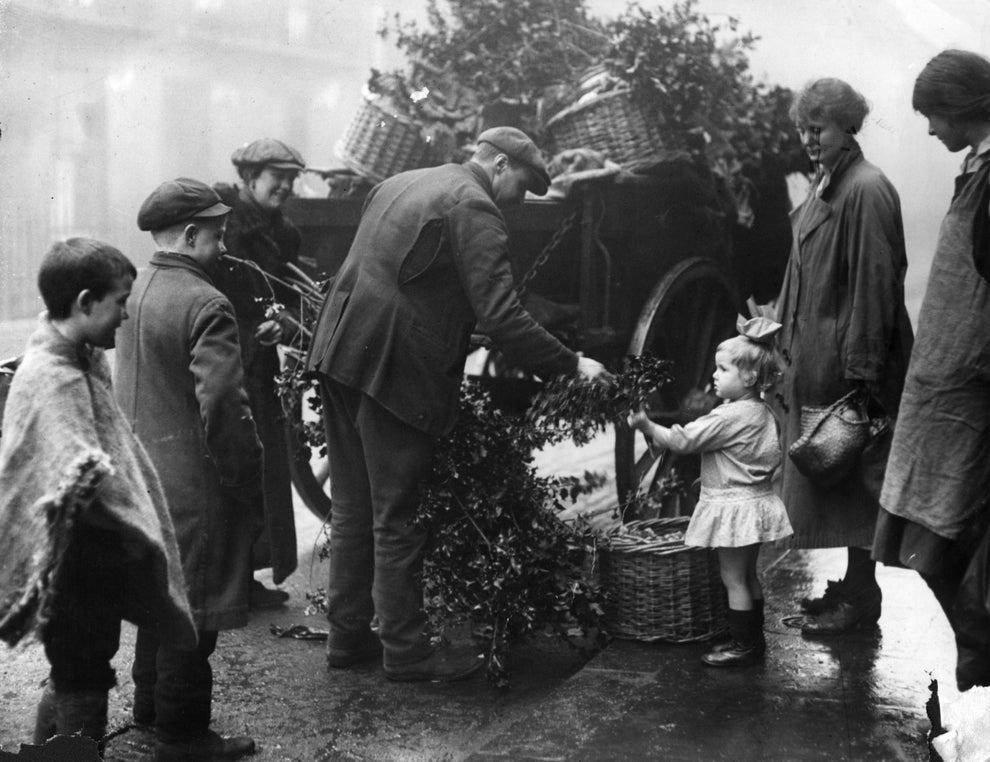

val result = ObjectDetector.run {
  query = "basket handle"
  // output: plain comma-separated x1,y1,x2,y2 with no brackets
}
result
804,388,867,440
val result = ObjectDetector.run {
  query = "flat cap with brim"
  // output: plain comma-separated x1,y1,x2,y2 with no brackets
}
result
231,138,306,170
137,178,231,232
477,126,551,196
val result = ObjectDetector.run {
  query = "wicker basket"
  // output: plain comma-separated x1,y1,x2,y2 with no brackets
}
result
335,97,434,184
599,517,728,642
545,89,664,166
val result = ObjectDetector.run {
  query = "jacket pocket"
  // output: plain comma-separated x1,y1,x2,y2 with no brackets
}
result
399,219,445,285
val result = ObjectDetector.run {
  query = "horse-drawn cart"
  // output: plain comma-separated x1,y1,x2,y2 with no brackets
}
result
281,158,750,520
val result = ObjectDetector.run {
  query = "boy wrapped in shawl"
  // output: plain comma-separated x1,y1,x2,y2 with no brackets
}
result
0,314,195,745
0,318,194,645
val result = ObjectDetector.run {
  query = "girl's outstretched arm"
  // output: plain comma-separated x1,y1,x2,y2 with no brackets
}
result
627,407,733,455
627,411,675,449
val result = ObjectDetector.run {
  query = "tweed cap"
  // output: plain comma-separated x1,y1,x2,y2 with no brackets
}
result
477,126,551,196
137,178,230,232
230,138,306,170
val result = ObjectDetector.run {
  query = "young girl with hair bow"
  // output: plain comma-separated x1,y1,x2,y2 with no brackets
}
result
628,316,792,667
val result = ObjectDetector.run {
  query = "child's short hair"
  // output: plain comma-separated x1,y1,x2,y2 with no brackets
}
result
716,334,780,392
38,238,137,320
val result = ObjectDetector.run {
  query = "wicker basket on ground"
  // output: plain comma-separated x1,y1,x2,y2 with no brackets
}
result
598,517,727,642
335,97,435,184
544,88,664,166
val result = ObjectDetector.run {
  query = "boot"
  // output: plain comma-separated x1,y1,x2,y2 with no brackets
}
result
712,598,766,655
702,609,762,667
326,628,383,669
32,681,57,744
384,643,484,683
802,582,881,636
799,578,847,615
54,689,109,748
248,580,289,610
154,729,256,761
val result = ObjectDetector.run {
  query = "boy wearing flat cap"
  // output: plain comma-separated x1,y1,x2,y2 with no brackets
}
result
306,126,608,682
114,177,263,760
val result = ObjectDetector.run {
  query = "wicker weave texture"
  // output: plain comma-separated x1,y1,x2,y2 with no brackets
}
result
600,518,728,642
788,391,871,486
545,89,664,166
335,99,432,184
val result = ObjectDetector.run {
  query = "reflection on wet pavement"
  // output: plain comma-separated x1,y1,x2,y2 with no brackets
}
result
471,546,957,761
0,502,958,760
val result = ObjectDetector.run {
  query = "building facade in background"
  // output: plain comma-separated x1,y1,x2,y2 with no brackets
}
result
0,0,397,321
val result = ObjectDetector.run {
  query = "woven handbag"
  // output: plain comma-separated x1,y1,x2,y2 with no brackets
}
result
787,389,872,486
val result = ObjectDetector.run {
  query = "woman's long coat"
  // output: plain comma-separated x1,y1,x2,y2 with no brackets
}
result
775,142,914,548
115,252,264,630
212,184,298,583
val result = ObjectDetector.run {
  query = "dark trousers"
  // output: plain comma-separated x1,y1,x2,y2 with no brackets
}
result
319,378,436,666
132,626,219,740
43,523,124,692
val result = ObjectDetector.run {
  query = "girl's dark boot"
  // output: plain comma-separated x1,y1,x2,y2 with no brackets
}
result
712,598,766,655
702,609,761,667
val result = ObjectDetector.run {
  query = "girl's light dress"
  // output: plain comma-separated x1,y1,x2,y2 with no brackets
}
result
662,398,792,548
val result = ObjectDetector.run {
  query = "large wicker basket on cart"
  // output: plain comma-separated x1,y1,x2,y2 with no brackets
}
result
545,88,665,166
335,96,437,184
598,517,728,642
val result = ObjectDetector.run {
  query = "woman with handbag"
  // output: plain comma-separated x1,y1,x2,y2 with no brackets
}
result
775,78,914,636
874,50,990,691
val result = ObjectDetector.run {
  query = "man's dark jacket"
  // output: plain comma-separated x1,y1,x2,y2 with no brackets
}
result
307,161,577,436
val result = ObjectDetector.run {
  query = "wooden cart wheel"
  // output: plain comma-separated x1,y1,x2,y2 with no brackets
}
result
280,348,332,522
614,257,739,513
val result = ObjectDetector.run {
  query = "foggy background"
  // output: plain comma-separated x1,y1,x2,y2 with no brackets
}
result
1,0,986,326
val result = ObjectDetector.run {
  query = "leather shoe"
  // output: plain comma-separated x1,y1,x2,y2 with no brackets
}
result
702,641,760,667
249,580,289,610
326,631,383,669
711,632,765,656
155,729,256,761
801,587,881,636
798,579,847,615
384,644,484,683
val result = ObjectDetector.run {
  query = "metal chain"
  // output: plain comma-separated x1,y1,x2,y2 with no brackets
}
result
515,208,580,300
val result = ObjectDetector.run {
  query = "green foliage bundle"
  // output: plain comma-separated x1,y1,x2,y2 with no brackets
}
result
415,355,672,686
366,0,800,179
415,381,604,687
374,0,609,140
525,355,674,445
602,0,801,167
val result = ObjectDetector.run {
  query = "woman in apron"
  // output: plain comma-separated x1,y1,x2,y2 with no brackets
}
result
875,49,990,690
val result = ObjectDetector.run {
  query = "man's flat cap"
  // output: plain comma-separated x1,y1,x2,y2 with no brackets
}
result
231,138,306,170
137,178,230,232
477,126,551,196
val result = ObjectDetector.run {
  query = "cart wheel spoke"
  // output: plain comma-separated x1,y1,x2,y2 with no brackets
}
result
614,257,738,515
632,440,661,488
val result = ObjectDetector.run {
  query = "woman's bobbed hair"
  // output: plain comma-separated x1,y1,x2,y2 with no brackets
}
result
912,49,990,121
789,78,870,134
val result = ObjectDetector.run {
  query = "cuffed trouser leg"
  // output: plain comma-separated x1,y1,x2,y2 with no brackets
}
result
320,378,436,666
